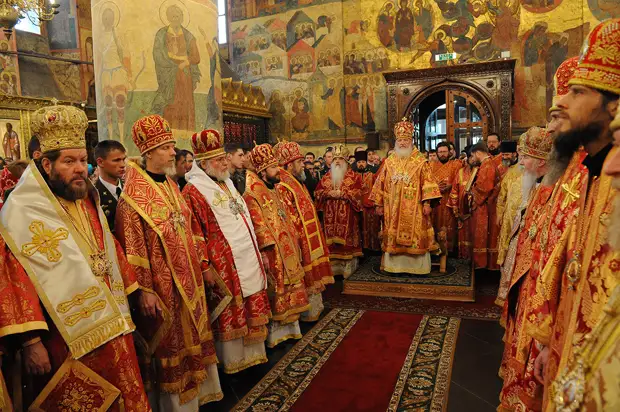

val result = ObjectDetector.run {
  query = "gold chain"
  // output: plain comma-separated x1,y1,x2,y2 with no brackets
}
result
57,199,101,254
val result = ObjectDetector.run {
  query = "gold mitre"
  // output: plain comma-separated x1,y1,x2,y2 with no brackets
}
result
333,144,350,160
31,104,88,153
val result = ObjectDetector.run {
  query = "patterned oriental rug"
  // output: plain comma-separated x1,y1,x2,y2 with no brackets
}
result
343,257,475,302
232,309,460,412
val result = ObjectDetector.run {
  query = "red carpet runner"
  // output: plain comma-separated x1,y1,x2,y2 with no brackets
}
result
291,311,423,412
233,309,459,411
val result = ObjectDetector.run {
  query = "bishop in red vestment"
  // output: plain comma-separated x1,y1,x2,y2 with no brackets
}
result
183,130,272,374
468,142,501,270
0,104,149,411
315,144,363,278
274,141,334,322
116,115,222,410
244,144,310,347
447,153,476,260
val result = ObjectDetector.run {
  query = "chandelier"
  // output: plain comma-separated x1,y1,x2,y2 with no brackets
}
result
0,0,60,39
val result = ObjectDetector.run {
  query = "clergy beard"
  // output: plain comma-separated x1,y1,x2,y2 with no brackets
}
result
331,163,346,187
489,148,500,156
296,169,307,182
502,158,516,168
48,169,89,201
164,164,177,178
609,178,620,251
395,146,413,159
520,170,538,206
204,162,230,182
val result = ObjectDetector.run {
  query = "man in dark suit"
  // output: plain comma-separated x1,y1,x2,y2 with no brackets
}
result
94,140,127,233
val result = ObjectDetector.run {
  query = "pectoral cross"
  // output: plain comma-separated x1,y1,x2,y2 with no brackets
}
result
170,210,186,229
278,208,287,221
560,175,580,210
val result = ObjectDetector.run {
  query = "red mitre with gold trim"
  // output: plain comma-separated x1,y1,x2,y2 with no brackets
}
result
394,117,414,140
274,141,303,166
191,129,224,160
132,115,175,155
518,126,553,160
569,19,620,95
250,144,278,173
549,56,578,113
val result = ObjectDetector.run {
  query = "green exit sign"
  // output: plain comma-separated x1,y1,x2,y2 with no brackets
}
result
435,52,457,62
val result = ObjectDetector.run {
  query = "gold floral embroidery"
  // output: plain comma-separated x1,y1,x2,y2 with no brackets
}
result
60,381,99,410
57,286,100,314
64,300,107,326
21,221,69,263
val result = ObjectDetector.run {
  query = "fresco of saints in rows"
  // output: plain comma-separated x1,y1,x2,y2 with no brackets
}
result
152,4,201,132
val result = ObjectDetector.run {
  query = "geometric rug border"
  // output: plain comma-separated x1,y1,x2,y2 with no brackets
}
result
343,279,475,302
231,308,364,412
388,316,461,412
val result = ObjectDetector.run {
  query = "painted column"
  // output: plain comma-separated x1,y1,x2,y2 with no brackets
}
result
91,0,222,155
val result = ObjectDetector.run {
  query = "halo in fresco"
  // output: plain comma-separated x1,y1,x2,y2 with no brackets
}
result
99,1,121,28
588,0,620,21
159,0,191,26
520,0,563,13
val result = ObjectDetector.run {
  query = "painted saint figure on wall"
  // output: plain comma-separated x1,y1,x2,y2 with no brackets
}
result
291,89,310,133
98,7,131,143
377,3,395,47
152,4,201,132
394,0,415,50
269,90,286,136
2,123,19,160
321,78,344,131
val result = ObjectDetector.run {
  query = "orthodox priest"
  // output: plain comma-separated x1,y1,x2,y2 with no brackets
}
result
355,150,381,252
315,144,363,277
448,146,476,260
495,140,522,267
429,141,462,253
497,127,555,411
370,118,441,275
0,104,149,410
183,129,272,374
531,20,620,410
274,140,333,322
244,144,310,347
116,115,222,410
468,142,501,270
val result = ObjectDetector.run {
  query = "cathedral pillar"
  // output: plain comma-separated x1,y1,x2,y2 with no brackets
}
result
91,0,222,155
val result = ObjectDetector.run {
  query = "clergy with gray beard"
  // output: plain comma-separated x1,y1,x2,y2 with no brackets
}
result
315,144,364,278
369,118,441,275
182,129,271,375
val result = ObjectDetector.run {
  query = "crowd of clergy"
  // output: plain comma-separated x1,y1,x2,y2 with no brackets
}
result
0,18,618,412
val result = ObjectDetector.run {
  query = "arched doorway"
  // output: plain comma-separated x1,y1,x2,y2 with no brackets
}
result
406,84,493,153
383,60,515,151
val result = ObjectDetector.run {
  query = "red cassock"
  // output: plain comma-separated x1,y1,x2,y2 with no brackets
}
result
447,166,474,260
0,196,149,411
358,170,382,252
429,160,462,252
470,157,501,270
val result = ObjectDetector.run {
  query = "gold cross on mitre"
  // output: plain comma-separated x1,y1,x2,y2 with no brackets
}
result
560,175,580,210
21,221,69,263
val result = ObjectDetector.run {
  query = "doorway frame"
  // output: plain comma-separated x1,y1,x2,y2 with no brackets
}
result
383,60,515,145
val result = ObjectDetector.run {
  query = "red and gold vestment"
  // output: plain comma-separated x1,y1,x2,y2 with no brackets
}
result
469,156,501,270
358,170,382,252
429,159,462,252
315,168,363,260
243,171,310,328
447,166,475,259
116,162,220,405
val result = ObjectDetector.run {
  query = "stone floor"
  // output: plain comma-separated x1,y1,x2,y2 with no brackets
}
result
204,270,504,411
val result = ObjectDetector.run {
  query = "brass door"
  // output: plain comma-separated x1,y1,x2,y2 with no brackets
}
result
445,89,489,153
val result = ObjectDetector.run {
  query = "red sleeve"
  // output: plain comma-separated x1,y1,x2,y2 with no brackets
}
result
472,161,497,206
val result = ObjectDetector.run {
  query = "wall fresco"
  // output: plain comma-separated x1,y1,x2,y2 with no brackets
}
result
230,0,603,143
92,0,222,155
